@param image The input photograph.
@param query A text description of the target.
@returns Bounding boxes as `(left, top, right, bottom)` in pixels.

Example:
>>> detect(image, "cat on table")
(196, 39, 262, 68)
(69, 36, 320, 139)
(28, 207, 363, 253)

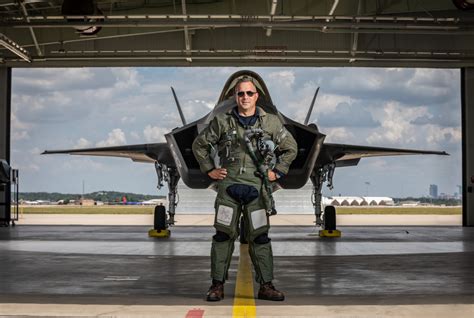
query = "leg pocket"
(214, 194, 241, 239)
(216, 205, 234, 226)
(250, 209, 268, 230)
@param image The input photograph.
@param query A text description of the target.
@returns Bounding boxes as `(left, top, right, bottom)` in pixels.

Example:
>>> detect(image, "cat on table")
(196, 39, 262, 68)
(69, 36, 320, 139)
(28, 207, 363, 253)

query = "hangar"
(0, 0, 472, 225)
(0, 1, 473, 317)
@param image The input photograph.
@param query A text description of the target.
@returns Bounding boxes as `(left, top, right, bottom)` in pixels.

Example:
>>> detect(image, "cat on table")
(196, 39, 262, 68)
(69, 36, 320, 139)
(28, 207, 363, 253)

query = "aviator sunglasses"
(237, 90, 257, 97)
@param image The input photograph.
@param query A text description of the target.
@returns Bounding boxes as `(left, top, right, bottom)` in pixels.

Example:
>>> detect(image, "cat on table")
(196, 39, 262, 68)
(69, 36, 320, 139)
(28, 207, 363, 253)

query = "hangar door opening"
(11, 67, 462, 225)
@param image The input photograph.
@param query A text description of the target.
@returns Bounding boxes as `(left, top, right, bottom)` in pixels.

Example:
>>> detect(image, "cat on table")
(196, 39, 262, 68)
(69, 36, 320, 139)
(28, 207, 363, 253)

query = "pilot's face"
(235, 81, 258, 115)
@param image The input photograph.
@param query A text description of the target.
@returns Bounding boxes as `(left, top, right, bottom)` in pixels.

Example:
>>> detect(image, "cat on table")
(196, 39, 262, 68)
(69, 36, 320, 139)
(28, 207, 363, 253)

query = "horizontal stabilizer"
(318, 143, 448, 166)
(42, 143, 173, 164)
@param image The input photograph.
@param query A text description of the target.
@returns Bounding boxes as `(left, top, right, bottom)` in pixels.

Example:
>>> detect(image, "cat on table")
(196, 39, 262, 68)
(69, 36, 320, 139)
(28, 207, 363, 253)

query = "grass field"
(14, 205, 462, 215)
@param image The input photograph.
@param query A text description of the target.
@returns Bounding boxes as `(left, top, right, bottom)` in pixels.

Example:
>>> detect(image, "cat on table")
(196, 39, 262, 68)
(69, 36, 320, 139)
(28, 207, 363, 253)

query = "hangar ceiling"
(0, 0, 473, 68)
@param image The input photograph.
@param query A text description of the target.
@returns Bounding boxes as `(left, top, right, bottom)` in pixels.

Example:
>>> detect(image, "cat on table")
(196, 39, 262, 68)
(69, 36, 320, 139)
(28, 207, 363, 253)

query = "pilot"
(192, 76, 297, 301)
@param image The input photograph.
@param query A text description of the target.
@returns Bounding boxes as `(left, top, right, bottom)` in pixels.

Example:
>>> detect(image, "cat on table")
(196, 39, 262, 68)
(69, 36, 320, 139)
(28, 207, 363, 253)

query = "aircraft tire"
(324, 205, 336, 231)
(239, 216, 248, 244)
(154, 205, 167, 230)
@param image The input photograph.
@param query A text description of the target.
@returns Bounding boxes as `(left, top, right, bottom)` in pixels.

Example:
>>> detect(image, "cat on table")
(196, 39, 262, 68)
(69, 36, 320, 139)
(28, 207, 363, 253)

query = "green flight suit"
(192, 106, 297, 284)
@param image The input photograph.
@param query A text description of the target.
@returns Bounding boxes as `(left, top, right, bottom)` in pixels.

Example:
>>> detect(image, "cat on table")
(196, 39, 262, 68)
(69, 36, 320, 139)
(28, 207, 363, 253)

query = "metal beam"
(0, 67, 11, 225)
(1, 15, 466, 31)
(265, 0, 278, 37)
(0, 33, 31, 62)
(181, 0, 192, 62)
(462, 68, 474, 226)
(18, 0, 42, 56)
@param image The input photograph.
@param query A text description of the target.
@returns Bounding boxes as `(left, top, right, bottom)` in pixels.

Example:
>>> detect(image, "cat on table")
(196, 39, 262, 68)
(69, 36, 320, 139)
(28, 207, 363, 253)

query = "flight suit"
(192, 106, 297, 284)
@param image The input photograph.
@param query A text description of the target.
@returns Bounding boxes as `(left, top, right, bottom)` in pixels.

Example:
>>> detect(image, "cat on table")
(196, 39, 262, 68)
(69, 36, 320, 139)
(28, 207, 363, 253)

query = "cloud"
(425, 126, 462, 146)
(129, 132, 141, 142)
(96, 129, 127, 147)
(366, 102, 428, 146)
(143, 125, 168, 142)
(74, 138, 92, 149)
(323, 127, 355, 143)
(112, 68, 140, 90)
(318, 101, 380, 128)
(12, 131, 29, 141)
(121, 116, 136, 123)
(13, 68, 111, 94)
(267, 70, 296, 88)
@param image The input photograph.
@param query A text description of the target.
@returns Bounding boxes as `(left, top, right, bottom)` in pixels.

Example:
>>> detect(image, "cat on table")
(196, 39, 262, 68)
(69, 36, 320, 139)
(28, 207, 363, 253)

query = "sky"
(10, 67, 461, 198)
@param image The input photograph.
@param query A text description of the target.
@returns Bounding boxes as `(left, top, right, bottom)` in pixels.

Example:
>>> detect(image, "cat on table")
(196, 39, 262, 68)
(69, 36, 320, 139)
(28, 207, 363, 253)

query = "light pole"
(365, 181, 370, 196)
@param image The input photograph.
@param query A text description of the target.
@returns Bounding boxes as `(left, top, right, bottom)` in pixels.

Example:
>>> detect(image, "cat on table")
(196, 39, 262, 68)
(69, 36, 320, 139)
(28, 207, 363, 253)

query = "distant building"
(399, 200, 420, 207)
(429, 184, 438, 198)
(80, 199, 95, 206)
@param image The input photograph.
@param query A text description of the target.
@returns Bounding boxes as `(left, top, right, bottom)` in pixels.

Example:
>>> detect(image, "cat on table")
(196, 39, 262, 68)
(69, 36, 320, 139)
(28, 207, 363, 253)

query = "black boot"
(206, 279, 224, 301)
(258, 282, 285, 301)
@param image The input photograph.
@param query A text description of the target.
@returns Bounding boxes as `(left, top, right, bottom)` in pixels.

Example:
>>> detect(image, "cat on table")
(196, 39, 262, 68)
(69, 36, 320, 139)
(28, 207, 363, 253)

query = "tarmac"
(0, 214, 472, 317)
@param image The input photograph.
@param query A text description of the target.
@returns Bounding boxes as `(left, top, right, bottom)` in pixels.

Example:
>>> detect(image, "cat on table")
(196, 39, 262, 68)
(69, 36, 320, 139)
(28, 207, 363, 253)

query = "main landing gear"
(148, 163, 180, 238)
(310, 163, 341, 238)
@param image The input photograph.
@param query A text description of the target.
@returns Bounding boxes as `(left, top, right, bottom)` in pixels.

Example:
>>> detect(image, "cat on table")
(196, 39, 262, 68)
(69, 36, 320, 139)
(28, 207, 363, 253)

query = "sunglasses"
(237, 91, 257, 97)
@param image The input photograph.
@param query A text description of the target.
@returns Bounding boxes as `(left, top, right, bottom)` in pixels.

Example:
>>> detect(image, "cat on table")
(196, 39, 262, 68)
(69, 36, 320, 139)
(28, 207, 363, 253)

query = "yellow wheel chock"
(319, 229, 342, 238)
(148, 229, 171, 238)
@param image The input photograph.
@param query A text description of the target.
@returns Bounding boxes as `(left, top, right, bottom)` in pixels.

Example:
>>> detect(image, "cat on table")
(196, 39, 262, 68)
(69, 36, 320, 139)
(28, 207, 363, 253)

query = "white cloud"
(29, 147, 41, 155)
(425, 126, 462, 145)
(112, 68, 140, 90)
(11, 112, 29, 130)
(74, 138, 92, 149)
(268, 70, 295, 88)
(143, 125, 167, 142)
(323, 127, 354, 143)
(366, 102, 428, 146)
(61, 157, 106, 171)
(130, 131, 141, 140)
(12, 131, 29, 141)
(121, 116, 136, 123)
(96, 129, 127, 147)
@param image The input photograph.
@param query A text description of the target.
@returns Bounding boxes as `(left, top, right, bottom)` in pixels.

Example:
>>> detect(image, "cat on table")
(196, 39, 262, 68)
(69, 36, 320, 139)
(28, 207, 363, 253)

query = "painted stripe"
(232, 244, 256, 318)
(185, 308, 204, 318)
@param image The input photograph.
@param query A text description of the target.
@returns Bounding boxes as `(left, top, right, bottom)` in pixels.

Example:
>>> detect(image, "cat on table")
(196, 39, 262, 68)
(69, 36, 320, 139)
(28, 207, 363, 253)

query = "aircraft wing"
(42, 143, 174, 164)
(319, 143, 449, 167)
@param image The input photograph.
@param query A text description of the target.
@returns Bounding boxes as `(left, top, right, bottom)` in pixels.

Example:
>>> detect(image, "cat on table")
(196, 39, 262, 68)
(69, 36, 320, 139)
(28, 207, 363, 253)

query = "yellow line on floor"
(232, 244, 256, 318)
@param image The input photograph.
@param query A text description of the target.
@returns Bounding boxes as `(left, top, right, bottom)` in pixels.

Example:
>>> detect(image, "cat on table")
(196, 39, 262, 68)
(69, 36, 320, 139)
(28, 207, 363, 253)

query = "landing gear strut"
(149, 163, 180, 238)
(310, 163, 341, 237)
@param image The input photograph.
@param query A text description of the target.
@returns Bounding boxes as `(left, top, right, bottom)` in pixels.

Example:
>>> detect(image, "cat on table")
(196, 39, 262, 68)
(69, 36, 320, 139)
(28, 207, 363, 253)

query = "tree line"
(19, 191, 166, 203)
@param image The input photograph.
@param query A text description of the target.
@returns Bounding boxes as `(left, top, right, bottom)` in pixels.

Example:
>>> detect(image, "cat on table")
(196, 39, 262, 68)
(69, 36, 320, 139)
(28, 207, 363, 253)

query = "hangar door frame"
(0, 66, 472, 226)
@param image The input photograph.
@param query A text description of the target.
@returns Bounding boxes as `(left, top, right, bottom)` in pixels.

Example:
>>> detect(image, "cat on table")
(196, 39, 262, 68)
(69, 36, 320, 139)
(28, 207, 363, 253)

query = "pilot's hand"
(208, 168, 227, 180)
(267, 170, 278, 182)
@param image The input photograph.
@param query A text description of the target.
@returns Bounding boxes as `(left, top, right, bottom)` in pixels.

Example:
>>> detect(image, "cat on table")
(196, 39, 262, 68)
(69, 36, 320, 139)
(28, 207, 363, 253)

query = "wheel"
(239, 216, 248, 244)
(324, 205, 336, 231)
(154, 205, 167, 230)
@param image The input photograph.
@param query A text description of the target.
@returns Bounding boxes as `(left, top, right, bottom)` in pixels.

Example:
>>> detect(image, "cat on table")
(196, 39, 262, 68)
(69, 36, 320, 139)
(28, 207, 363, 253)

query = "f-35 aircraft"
(43, 70, 448, 233)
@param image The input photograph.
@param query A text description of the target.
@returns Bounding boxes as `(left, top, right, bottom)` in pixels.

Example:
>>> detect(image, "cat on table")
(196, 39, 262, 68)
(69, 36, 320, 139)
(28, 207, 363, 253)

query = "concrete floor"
(0, 225, 473, 317)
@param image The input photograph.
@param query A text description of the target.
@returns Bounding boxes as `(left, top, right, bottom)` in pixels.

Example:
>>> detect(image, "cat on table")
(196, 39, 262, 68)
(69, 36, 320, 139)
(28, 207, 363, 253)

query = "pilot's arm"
(272, 125, 297, 176)
(192, 117, 222, 175)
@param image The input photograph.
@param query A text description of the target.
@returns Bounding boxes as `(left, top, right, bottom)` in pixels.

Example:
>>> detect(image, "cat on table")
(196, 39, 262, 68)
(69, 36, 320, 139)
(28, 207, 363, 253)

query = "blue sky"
(10, 67, 461, 197)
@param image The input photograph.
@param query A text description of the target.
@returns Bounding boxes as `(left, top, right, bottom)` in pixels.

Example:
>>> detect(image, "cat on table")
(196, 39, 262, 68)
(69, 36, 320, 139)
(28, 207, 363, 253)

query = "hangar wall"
(462, 68, 474, 226)
(0, 67, 11, 224)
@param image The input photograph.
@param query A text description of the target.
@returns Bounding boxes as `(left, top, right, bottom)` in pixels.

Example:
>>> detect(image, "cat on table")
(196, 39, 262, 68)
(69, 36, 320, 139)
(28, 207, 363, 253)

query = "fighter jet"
(43, 70, 448, 234)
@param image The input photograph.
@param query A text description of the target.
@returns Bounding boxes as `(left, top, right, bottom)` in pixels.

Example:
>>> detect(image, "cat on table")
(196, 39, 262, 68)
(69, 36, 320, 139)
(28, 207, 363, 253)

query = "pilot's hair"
(234, 76, 257, 93)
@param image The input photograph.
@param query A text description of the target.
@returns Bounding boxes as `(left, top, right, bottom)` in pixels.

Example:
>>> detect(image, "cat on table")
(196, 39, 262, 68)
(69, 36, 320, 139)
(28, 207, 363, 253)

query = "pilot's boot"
(206, 279, 224, 301)
(258, 282, 285, 301)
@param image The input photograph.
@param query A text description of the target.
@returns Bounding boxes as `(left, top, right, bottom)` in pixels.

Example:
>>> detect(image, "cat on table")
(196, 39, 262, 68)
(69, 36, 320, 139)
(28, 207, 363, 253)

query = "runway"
(0, 223, 473, 317)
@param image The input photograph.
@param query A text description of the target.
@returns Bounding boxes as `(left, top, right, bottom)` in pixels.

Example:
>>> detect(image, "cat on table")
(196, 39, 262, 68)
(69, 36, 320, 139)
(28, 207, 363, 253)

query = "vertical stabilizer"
(304, 87, 320, 125)
(171, 87, 187, 125)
